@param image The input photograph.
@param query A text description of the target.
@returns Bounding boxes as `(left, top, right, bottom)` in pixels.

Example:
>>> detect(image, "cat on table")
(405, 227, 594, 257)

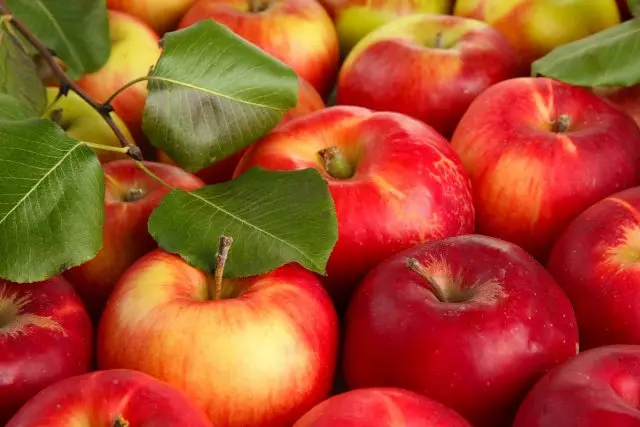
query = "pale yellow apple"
(43, 87, 136, 164)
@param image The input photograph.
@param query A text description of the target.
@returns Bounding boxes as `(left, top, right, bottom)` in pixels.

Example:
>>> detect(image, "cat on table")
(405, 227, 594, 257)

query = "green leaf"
(6, 0, 110, 80)
(0, 118, 104, 283)
(0, 93, 36, 120)
(0, 22, 45, 115)
(630, 0, 640, 17)
(531, 19, 640, 87)
(143, 20, 298, 173)
(148, 168, 338, 277)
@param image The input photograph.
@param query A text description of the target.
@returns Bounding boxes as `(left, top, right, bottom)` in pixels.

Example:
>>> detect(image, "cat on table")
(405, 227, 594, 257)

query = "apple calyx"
(318, 146, 355, 179)
(247, 0, 271, 13)
(112, 415, 130, 427)
(49, 108, 72, 131)
(208, 235, 234, 300)
(124, 187, 146, 202)
(552, 114, 572, 133)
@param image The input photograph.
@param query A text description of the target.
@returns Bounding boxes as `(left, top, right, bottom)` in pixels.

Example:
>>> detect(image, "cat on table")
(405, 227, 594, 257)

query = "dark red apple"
(342, 234, 579, 427)
(6, 369, 212, 426)
(513, 345, 640, 427)
(293, 387, 472, 426)
(233, 106, 475, 305)
(0, 276, 92, 424)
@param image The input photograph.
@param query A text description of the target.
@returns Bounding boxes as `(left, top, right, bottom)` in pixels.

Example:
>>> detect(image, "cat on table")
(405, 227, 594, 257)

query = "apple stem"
(552, 114, 572, 133)
(318, 146, 355, 179)
(0, 2, 143, 162)
(406, 258, 448, 302)
(434, 31, 443, 49)
(210, 235, 233, 300)
(112, 415, 129, 427)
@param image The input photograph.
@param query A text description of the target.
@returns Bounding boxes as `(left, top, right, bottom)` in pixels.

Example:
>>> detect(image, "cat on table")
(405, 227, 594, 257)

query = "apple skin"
(293, 387, 472, 426)
(157, 76, 325, 184)
(62, 160, 205, 322)
(342, 234, 579, 427)
(594, 84, 640, 129)
(513, 345, 640, 427)
(97, 250, 339, 427)
(178, 0, 340, 98)
(5, 369, 212, 426)
(233, 106, 475, 306)
(42, 87, 136, 164)
(337, 14, 521, 138)
(547, 186, 640, 350)
(450, 77, 640, 263)
(107, 0, 199, 34)
(453, 0, 621, 66)
(75, 10, 162, 156)
(0, 276, 93, 424)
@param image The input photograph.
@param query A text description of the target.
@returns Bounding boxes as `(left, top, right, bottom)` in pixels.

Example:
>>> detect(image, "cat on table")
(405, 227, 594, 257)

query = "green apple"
(43, 87, 137, 164)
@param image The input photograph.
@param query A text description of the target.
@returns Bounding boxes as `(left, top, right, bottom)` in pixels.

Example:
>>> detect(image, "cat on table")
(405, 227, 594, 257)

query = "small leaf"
(531, 19, 640, 87)
(143, 20, 298, 173)
(0, 22, 45, 115)
(6, 0, 110, 79)
(0, 118, 104, 283)
(148, 168, 338, 277)
(630, 0, 640, 17)
(0, 94, 35, 120)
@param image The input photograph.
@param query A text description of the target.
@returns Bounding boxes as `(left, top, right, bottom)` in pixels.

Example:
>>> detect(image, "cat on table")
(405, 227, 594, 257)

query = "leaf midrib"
(31, 0, 82, 69)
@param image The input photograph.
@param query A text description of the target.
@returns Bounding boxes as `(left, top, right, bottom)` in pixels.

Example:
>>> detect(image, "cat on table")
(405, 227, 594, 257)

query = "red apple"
(157, 76, 326, 184)
(107, 0, 199, 34)
(513, 345, 640, 427)
(547, 186, 640, 350)
(97, 249, 339, 426)
(0, 276, 92, 424)
(343, 234, 579, 427)
(594, 84, 640, 129)
(178, 0, 340, 97)
(617, 0, 633, 20)
(337, 13, 521, 138)
(6, 369, 212, 426)
(63, 160, 204, 322)
(75, 10, 162, 155)
(293, 387, 472, 426)
(450, 77, 640, 262)
(233, 106, 475, 305)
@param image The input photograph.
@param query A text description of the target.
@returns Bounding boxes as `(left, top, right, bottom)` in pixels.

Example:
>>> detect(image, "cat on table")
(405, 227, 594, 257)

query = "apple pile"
(3, 0, 640, 426)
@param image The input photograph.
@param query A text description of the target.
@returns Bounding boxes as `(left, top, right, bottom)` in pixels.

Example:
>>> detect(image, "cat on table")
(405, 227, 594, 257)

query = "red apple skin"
(337, 14, 521, 138)
(63, 160, 204, 322)
(293, 387, 472, 426)
(595, 84, 640, 129)
(547, 186, 640, 350)
(513, 345, 640, 427)
(157, 76, 326, 184)
(0, 276, 93, 424)
(5, 369, 212, 426)
(178, 0, 340, 97)
(451, 77, 640, 263)
(97, 250, 339, 427)
(233, 106, 475, 305)
(343, 234, 579, 427)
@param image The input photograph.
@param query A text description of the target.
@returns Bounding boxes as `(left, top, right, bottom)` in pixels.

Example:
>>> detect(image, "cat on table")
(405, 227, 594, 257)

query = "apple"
(617, 0, 632, 20)
(513, 345, 640, 427)
(6, 369, 212, 426)
(453, 0, 621, 66)
(450, 77, 640, 263)
(157, 76, 326, 184)
(62, 160, 205, 322)
(547, 186, 640, 350)
(336, 14, 521, 138)
(342, 234, 579, 427)
(75, 10, 162, 156)
(293, 387, 472, 426)
(233, 106, 475, 306)
(178, 0, 340, 97)
(319, 0, 451, 56)
(97, 247, 339, 426)
(107, 0, 199, 34)
(0, 276, 93, 424)
(594, 84, 640, 129)
(42, 87, 137, 164)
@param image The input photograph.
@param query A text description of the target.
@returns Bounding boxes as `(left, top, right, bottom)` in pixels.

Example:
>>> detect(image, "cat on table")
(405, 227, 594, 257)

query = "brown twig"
(211, 236, 233, 300)
(0, 2, 142, 161)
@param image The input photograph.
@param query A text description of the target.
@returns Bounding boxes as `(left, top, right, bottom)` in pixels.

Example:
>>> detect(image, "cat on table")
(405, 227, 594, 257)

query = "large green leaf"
(143, 20, 298, 173)
(148, 168, 337, 277)
(0, 22, 45, 115)
(0, 93, 36, 120)
(6, 0, 110, 79)
(532, 19, 640, 87)
(0, 118, 104, 283)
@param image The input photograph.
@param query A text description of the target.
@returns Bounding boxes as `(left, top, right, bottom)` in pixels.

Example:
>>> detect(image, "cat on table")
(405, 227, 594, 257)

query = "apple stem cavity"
(552, 114, 572, 133)
(210, 235, 234, 300)
(406, 258, 449, 302)
(248, 0, 270, 12)
(318, 146, 355, 179)
(112, 415, 130, 427)
(124, 187, 146, 203)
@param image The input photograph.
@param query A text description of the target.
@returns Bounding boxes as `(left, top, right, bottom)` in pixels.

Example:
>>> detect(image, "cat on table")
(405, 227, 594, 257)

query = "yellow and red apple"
(107, 0, 199, 34)
(178, 0, 340, 98)
(594, 84, 640, 129)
